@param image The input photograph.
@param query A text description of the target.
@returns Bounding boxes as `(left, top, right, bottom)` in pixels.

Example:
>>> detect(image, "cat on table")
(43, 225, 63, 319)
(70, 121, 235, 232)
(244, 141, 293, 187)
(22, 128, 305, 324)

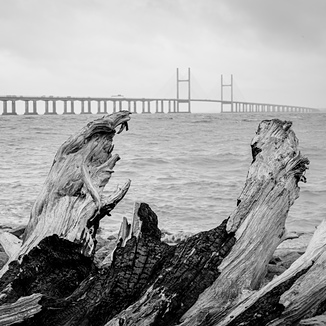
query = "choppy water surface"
(0, 113, 325, 238)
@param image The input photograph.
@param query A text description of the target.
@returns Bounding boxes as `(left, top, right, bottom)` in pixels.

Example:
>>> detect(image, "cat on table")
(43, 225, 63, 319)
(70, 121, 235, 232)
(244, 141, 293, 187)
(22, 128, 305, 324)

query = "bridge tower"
(176, 68, 191, 113)
(221, 74, 234, 113)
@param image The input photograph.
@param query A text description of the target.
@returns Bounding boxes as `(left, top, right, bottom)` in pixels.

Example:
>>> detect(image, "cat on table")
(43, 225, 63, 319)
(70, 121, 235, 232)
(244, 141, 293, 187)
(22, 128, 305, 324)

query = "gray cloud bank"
(0, 0, 325, 111)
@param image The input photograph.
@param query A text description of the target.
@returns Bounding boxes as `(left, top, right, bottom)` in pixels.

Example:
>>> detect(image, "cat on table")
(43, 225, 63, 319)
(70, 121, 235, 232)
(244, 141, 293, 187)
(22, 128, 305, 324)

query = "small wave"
(301, 189, 326, 197)
(242, 118, 260, 122)
(191, 119, 213, 124)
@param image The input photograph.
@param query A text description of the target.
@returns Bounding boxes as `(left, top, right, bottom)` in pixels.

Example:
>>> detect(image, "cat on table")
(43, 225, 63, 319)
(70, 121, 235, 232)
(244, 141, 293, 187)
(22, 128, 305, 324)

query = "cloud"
(205, 0, 326, 53)
(0, 0, 325, 108)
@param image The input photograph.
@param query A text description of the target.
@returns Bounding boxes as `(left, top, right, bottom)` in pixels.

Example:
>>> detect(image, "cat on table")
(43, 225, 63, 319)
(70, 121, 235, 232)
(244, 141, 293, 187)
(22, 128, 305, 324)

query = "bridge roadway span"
(0, 96, 318, 115)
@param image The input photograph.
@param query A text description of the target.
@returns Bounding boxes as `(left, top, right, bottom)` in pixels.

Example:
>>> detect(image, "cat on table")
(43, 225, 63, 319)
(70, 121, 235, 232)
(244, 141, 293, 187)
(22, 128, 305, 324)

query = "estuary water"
(0, 112, 325, 239)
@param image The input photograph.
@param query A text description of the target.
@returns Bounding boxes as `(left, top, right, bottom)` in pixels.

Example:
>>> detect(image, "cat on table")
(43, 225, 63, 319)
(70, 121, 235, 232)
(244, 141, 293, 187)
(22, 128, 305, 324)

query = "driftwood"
(0, 112, 325, 326)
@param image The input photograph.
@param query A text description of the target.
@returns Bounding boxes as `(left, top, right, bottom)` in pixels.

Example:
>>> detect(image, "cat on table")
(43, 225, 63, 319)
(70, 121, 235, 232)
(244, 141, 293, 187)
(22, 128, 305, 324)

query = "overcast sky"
(1, 0, 325, 112)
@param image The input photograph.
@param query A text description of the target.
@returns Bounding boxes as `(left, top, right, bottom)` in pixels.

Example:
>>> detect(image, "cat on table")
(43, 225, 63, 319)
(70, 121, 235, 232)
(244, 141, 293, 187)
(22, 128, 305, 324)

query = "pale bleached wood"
(215, 218, 326, 326)
(179, 119, 309, 326)
(0, 111, 131, 278)
(299, 315, 326, 326)
(0, 293, 42, 325)
(268, 219, 326, 325)
(0, 232, 21, 260)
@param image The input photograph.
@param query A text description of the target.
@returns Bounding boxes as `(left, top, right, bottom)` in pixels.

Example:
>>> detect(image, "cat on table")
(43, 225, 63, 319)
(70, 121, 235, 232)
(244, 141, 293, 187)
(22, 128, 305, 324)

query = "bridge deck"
(0, 96, 319, 115)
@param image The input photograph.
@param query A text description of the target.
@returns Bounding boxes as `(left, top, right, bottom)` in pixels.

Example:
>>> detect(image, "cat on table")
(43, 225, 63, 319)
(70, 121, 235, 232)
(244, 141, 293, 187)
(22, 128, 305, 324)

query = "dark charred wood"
(0, 235, 94, 306)
(0, 203, 236, 326)
(14, 203, 173, 326)
(145, 221, 236, 326)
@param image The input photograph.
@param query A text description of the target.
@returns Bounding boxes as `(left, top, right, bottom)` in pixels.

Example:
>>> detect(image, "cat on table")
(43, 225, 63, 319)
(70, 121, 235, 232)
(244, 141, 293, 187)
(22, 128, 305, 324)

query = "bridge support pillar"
(70, 101, 75, 114)
(11, 101, 17, 115)
(2, 100, 13, 115)
(63, 100, 74, 114)
(146, 101, 151, 113)
(2, 100, 7, 115)
(97, 100, 106, 114)
(24, 101, 29, 115)
(45, 100, 49, 114)
(32, 100, 37, 115)
(176, 67, 191, 113)
(2, 100, 17, 115)
(87, 100, 91, 114)
(46, 100, 56, 114)
(81, 101, 85, 114)
(53, 101, 57, 114)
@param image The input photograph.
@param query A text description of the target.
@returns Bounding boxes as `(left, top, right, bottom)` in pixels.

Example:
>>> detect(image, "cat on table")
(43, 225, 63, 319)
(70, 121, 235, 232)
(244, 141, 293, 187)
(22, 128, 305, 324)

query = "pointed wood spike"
(131, 202, 142, 239)
(118, 216, 131, 247)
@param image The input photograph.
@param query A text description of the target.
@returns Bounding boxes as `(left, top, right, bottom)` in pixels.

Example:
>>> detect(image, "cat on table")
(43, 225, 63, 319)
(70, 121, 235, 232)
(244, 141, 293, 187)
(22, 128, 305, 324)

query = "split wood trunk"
(1, 114, 324, 326)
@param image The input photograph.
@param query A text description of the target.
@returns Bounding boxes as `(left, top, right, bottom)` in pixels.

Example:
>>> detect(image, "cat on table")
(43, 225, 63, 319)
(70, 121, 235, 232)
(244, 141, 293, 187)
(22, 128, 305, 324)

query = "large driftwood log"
(1, 114, 323, 326)
(107, 119, 311, 326)
(1, 111, 131, 273)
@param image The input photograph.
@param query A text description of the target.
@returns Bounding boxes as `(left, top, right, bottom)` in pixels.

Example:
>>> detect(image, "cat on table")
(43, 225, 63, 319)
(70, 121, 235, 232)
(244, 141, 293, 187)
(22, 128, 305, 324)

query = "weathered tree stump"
(1, 114, 324, 326)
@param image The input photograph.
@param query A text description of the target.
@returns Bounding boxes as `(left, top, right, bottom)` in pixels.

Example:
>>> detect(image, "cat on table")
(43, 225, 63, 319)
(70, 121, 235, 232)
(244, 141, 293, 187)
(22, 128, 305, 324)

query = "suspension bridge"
(0, 68, 319, 115)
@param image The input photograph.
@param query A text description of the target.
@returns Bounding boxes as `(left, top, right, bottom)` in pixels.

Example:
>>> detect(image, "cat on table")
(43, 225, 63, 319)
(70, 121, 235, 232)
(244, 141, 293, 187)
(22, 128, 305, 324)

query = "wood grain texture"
(0, 111, 131, 279)
(180, 119, 309, 326)
(0, 117, 318, 326)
